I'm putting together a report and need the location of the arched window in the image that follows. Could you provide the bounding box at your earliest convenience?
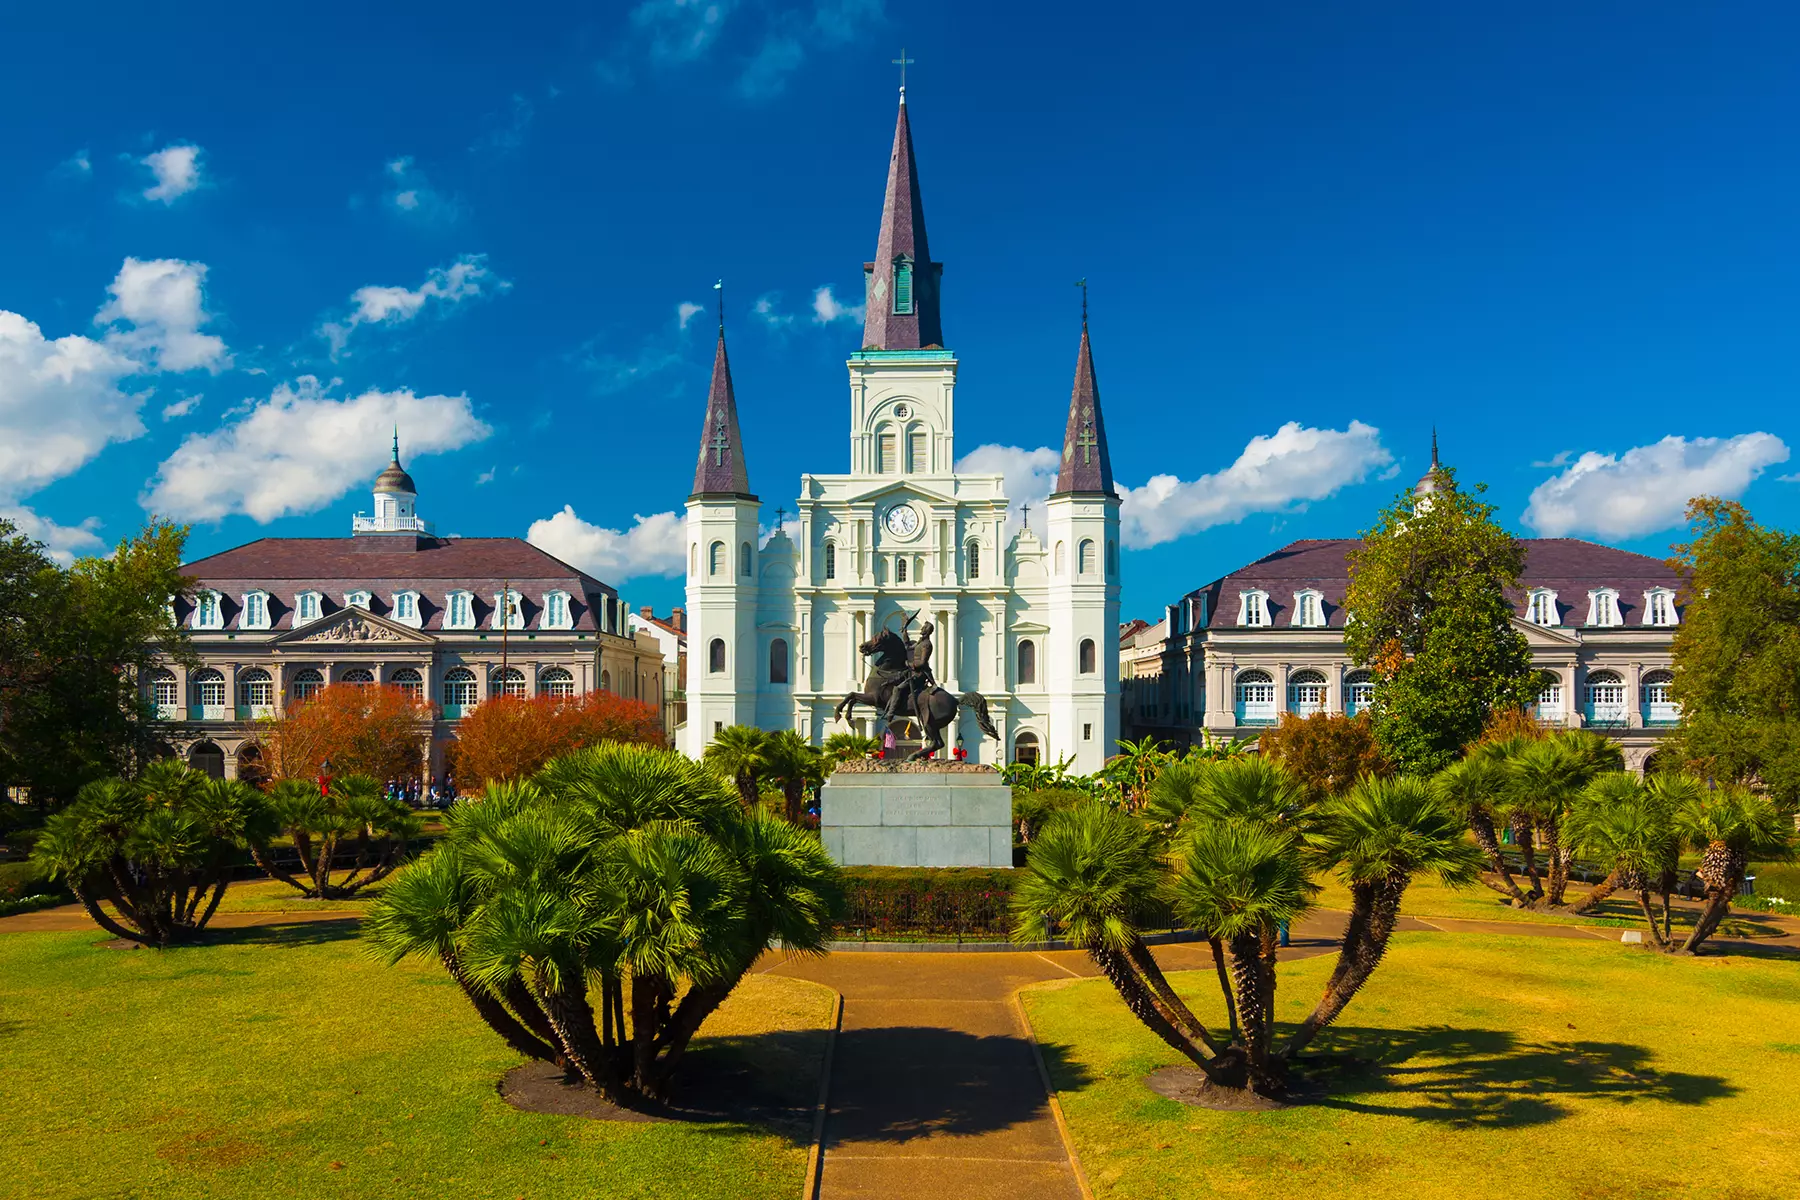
[1079,638,1096,674]
[690,543,698,577]
[601,670,612,692]
[1078,539,1095,575]
[740,541,753,577]
[876,427,898,473]
[1054,541,1065,574]
[1587,589,1622,628]
[896,557,908,583]
[770,638,790,684]
[391,667,423,700]
[346,590,372,610]
[150,670,178,712]
[709,638,727,673]
[446,590,474,629]
[237,668,272,709]
[709,541,724,576]
[341,668,375,686]
[188,741,225,780]
[907,429,926,473]
[1238,591,1270,627]
[1527,589,1557,626]
[393,591,420,626]
[966,540,980,580]
[1288,669,1327,717]
[242,591,269,629]
[1292,590,1325,628]
[296,591,322,623]
[492,667,526,698]
[1584,670,1626,725]
[1536,682,1565,723]
[1013,730,1040,766]
[191,668,225,709]
[1645,588,1678,627]
[1345,671,1375,717]
[292,668,324,702]
[443,667,477,707]
[1234,669,1276,725]
[824,541,837,581]
[539,667,575,698]
[1106,540,1117,577]
[1017,639,1037,685]
[542,591,570,630]
[1642,669,1679,724]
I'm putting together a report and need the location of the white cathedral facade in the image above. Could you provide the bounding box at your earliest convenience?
[678,93,1121,772]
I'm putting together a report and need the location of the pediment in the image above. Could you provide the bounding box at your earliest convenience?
[273,607,435,647]
[846,480,959,507]
[1010,620,1051,635]
[1513,615,1581,647]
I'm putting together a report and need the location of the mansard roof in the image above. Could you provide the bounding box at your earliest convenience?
[1179,538,1684,631]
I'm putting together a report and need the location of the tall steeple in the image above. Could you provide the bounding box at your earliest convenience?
[861,93,943,351]
[1050,299,1116,497]
[689,326,755,500]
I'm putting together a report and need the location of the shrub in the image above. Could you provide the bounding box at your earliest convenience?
[449,691,664,787]
[1013,787,1089,844]
[840,864,1180,941]
[0,860,65,904]
[262,683,433,783]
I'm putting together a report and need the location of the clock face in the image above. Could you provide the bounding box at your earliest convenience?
[884,504,920,538]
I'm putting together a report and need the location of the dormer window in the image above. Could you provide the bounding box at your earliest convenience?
[893,257,914,315]
[1292,589,1325,628]
[1587,588,1622,628]
[1526,589,1558,626]
[346,589,372,611]
[295,590,323,624]
[192,590,223,631]
[1644,587,1679,627]
[445,590,474,630]
[241,590,270,631]
[492,588,524,631]
[1238,590,1270,628]
[392,590,421,628]
[543,590,572,630]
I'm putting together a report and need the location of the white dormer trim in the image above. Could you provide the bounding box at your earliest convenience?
[1526,587,1558,626]
[542,589,574,631]
[444,589,475,631]
[1291,588,1325,628]
[346,589,372,611]
[240,589,271,631]
[491,588,524,631]
[1643,586,1679,627]
[391,589,422,629]
[1237,589,1270,628]
[192,589,224,631]
[1586,587,1621,628]
[295,590,324,625]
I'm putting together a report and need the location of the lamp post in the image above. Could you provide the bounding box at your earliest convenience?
[319,757,333,799]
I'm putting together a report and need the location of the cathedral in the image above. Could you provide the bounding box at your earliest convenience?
[679,91,1121,771]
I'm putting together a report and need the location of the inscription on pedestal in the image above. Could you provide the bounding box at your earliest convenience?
[820,769,1013,868]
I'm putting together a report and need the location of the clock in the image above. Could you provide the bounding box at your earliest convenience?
[883,504,920,538]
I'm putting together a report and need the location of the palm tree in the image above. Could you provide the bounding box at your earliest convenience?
[1674,783,1794,954]
[760,730,827,824]
[1433,755,1529,902]
[1286,776,1482,1056]
[1500,730,1621,905]
[1565,772,1681,946]
[822,731,879,764]
[1104,737,1175,811]
[703,724,768,808]
[251,773,420,899]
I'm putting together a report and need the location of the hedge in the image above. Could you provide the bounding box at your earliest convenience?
[836,865,1182,943]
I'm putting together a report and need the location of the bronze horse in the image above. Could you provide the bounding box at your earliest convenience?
[834,626,998,761]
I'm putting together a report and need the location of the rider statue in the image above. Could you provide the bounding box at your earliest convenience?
[882,614,936,732]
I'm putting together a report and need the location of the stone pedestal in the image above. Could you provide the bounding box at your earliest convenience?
[820,763,1012,868]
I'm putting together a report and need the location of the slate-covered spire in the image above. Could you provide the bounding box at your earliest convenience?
[1051,311,1116,497]
[861,94,944,350]
[689,330,756,500]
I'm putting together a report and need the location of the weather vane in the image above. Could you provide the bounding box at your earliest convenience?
[714,278,724,333]
[1076,277,1088,326]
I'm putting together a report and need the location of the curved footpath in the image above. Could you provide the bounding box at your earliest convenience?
[5,901,1795,1200]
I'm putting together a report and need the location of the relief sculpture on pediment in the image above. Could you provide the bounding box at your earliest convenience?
[299,612,406,643]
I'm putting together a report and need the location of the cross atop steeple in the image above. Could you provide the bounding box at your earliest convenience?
[892,47,914,97]
[861,91,943,351]
[1051,291,1115,497]
[689,318,756,501]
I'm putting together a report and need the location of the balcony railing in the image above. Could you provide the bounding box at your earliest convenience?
[351,514,433,534]
[1643,702,1682,727]
[236,704,275,721]
[441,702,476,720]
[189,704,229,722]
[1236,702,1278,727]
[155,703,183,721]
[1583,703,1630,729]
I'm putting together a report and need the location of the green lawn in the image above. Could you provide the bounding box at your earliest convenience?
[1025,933,1800,1200]
[0,929,834,1200]
[210,878,377,913]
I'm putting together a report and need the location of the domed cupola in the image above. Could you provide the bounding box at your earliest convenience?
[1413,429,1446,502]
[354,429,427,535]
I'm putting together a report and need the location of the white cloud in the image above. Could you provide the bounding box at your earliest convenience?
[811,285,865,325]
[956,444,1061,538]
[321,255,504,354]
[383,157,460,223]
[1523,433,1790,539]
[59,149,92,177]
[1120,421,1393,549]
[475,466,497,486]
[677,301,705,330]
[160,394,201,421]
[0,506,106,566]
[527,505,685,582]
[96,257,229,372]
[599,0,882,99]
[140,143,203,204]
[753,294,794,328]
[143,377,491,523]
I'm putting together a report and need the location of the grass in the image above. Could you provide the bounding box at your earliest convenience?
[0,929,835,1200]
[1024,933,1800,1200]
[211,878,377,913]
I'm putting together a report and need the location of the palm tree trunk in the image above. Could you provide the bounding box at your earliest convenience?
[1285,877,1404,1059]
[1542,818,1568,906]
[1568,869,1619,914]
[249,842,308,895]
[71,883,147,944]
[645,977,739,1100]
[192,877,229,930]
[630,973,660,1095]
[1469,809,1528,901]
[1209,937,1239,1041]
[1258,924,1279,1062]
[534,982,621,1099]
[1125,940,1225,1054]
[1680,886,1737,953]
[1635,890,1669,948]
[784,781,802,825]
[1681,845,1746,954]
[1228,932,1282,1095]
[443,951,557,1061]
[1087,945,1220,1078]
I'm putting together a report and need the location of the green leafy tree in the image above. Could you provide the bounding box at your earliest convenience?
[1663,498,1800,809]
[1257,712,1392,803]
[702,725,768,808]
[365,743,842,1106]
[1675,783,1793,954]
[760,730,827,824]
[1102,737,1177,810]
[822,732,880,764]
[1343,467,1546,775]
[30,762,266,946]
[251,774,421,899]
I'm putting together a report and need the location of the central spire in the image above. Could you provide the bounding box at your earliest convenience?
[861,95,943,351]
[689,322,755,501]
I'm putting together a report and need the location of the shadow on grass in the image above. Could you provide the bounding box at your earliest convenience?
[822,1026,1093,1145]
[195,919,363,949]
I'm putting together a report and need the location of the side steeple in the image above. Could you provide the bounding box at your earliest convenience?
[689,324,756,501]
[861,93,944,351]
[1050,297,1116,497]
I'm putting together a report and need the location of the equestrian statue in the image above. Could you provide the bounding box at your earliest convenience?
[834,611,998,761]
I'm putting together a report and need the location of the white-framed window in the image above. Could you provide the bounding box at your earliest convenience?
[492,667,526,698]
[291,668,325,702]
[769,638,790,685]
[907,429,927,473]
[295,591,323,624]
[1642,669,1679,724]
[543,590,572,630]
[341,668,375,686]
[876,426,898,474]
[150,670,179,717]
[1237,590,1270,628]
[824,541,837,581]
[896,557,908,583]
[1346,671,1375,717]
[391,667,424,700]
[708,638,727,673]
[1584,670,1627,724]
[241,591,270,630]
[1644,588,1678,627]
[445,590,475,630]
[192,590,224,631]
[1586,589,1622,628]
[191,668,226,708]
[392,590,422,628]
[1078,539,1095,575]
[709,541,725,576]
[237,668,273,711]
[1526,588,1558,626]
[966,540,980,581]
[1292,589,1325,628]
[1235,669,1277,725]
[540,667,575,698]
[443,667,477,707]
[1536,683,1565,722]
[1017,639,1037,685]
[1288,669,1327,716]
[346,590,372,610]
[1079,638,1097,674]
[491,589,524,631]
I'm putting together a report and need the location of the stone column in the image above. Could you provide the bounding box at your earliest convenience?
[945,606,960,692]
[270,660,286,716]
[1328,662,1345,716]
[225,662,240,717]
[1628,660,1644,729]
[1276,662,1291,721]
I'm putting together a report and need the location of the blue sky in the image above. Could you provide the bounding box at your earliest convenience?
[3,1,1797,619]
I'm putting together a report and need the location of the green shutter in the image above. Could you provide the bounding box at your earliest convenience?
[893,261,913,315]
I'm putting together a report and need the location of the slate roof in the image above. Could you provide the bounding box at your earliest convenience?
[1181,538,1684,631]
[1051,320,1116,497]
[178,536,618,633]
[689,331,755,499]
[861,96,944,351]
